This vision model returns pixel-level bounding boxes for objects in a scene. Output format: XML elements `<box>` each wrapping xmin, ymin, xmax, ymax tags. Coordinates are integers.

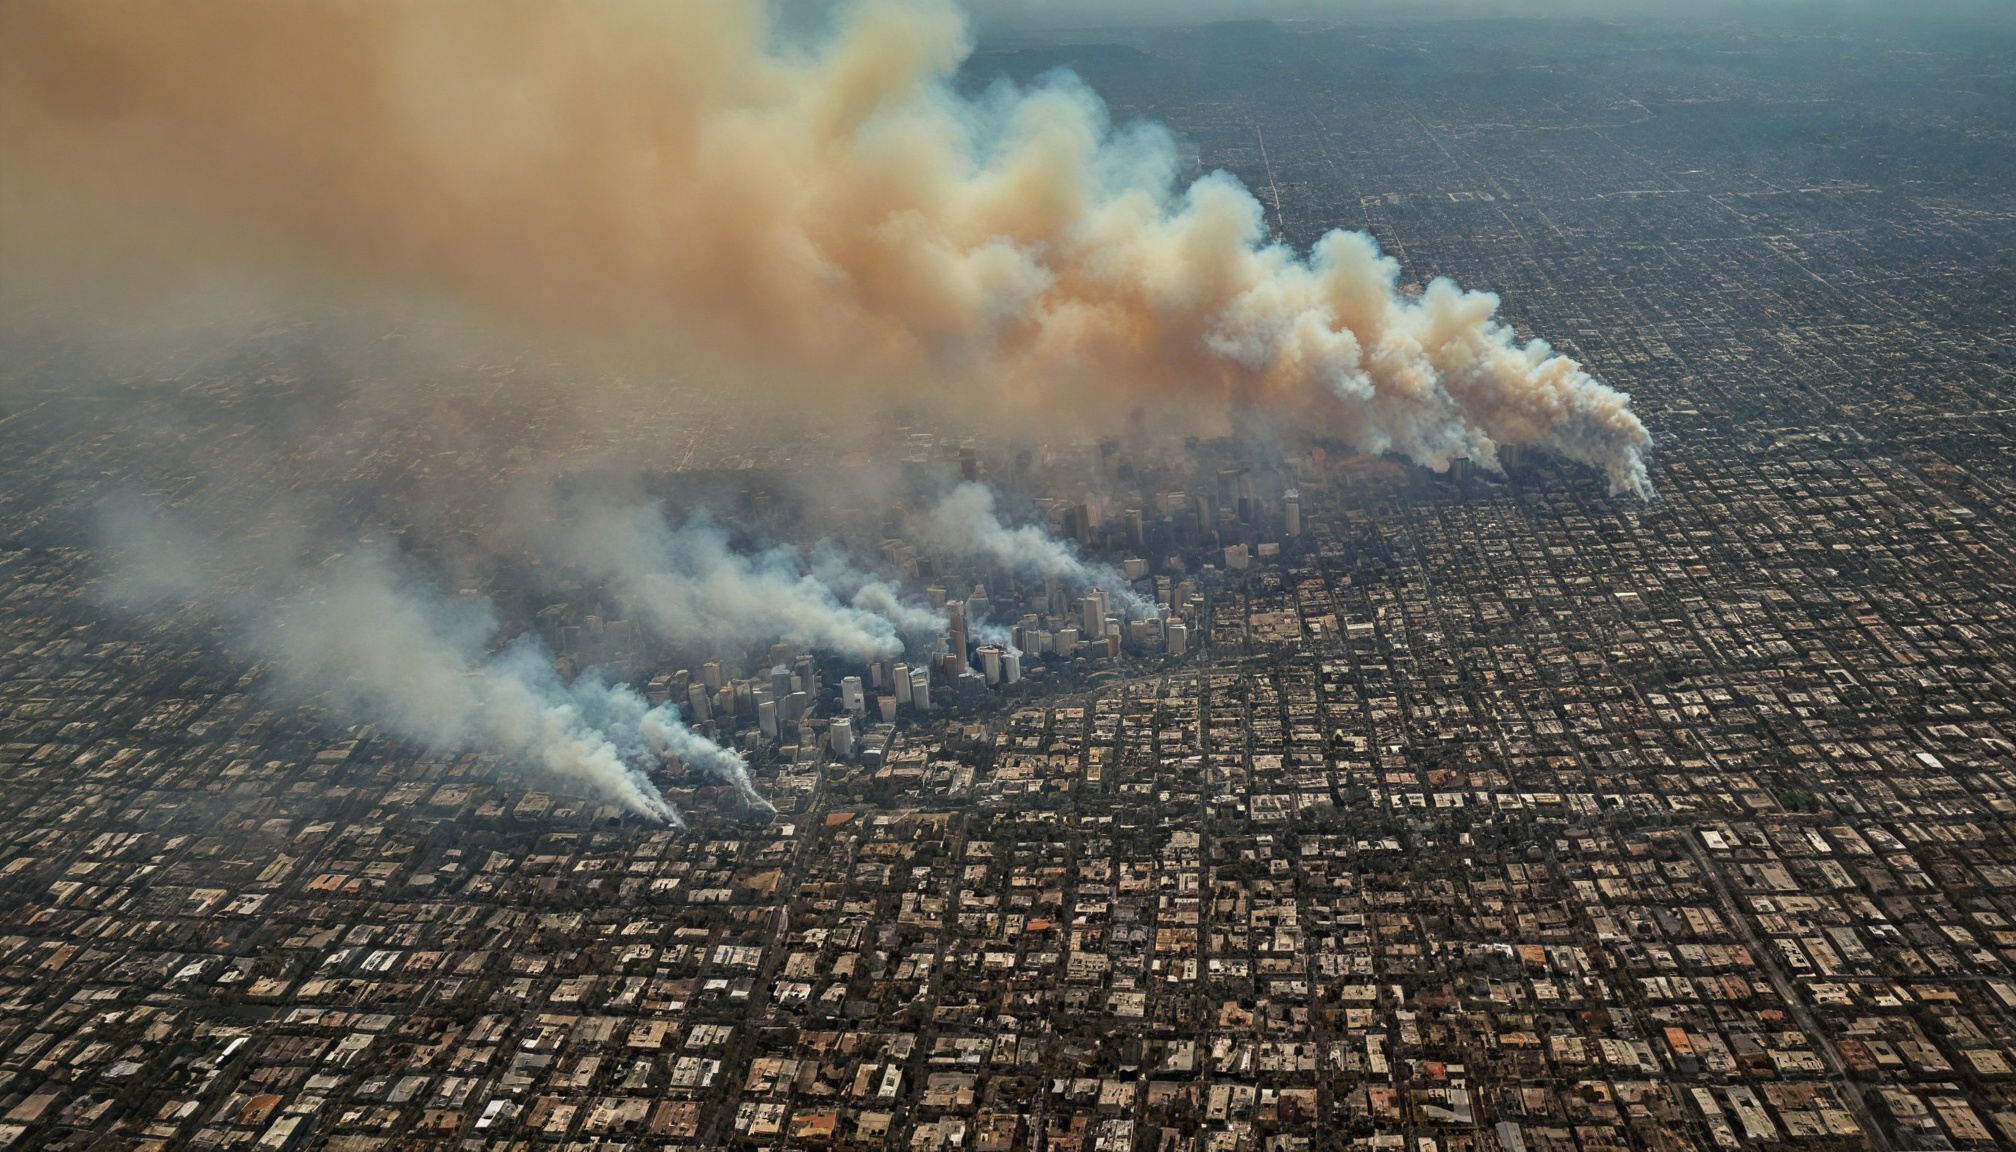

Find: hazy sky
<box><xmin>960</xmin><ymin>0</ymin><xmax>2010</xmax><ymax>35</ymax></box>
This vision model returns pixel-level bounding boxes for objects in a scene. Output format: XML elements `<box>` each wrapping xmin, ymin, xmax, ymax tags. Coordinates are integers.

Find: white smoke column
<box><xmin>96</xmin><ymin>501</ymin><xmax>693</xmax><ymax>823</ymax></box>
<box><xmin>260</xmin><ymin>557</ymin><xmax>686</xmax><ymax>823</ymax></box>
<box><xmin>923</xmin><ymin>483</ymin><xmax>1155</xmax><ymax>617</ymax></box>
<box><xmin>566</xmin><ymin>503</ymin><xmax>941</xmax><ymax>659</ymax></box>
<box><xmin>809</xmin><ymin>541</ymin><xmax>950</xmax><ymax>641</ymax></box>
<box><xmin>7</xmin><ymin>0</ymin><xmax>1653</xmax><ymax>497</ymax></box>
<box><xmin>642</xmin><ymin>706</ymin><xmax>774</xmax><ymax>814</ymax></box>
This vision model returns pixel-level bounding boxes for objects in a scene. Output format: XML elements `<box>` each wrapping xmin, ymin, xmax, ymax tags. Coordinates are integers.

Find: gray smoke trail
<box><xmin>642</xmin><ymin>706</ymin><xmax>774</xmax><ymax>814</ymax></box>
<box><xmin>249</xmin><ymin>563</ymin><xmax>685</xmax><ymax>823</ymax></box>
<box><xmin>810</xmin><ymin>540</ymin><xmax>950</xmax><ymax>638</ymax></box>
<box><xmin>558</xmin><ymin>502</ymin><xmax>945</xmax><ymax>659</ymax></box>
<box><xmin>922</xmin><ymin>483</ymin><xmax>1156</xmax><ymax>617</ymax></box>
<box><xmin>98</xmin><ymin>500</ymin><xmax>697</xmax><ymax>824</ymax></box>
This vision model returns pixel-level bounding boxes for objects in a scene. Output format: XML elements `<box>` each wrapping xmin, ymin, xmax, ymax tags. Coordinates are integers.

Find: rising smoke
<box><xmin>548</xmin><ymin>500</ymin><xmax>945</xmax><ymax>660</ymax></box>
<box><xmin>3</xmin><ymin>0</ymin><xmax>1652</xmax><ymax>495</ymax></box>
<box><xmin>11</xmin><ymin>0</ymin><xmax>1663</xmax><ymax>823</ymax></box>
<box><xmin>921</xmin><ymin>483</ymin><xmax>1155</xmax><ymax>616</ymax></box>
<box><xmin>96</xmin><ymin>498</ymin><xmax>737</xmax><ymax>824</ymax></box>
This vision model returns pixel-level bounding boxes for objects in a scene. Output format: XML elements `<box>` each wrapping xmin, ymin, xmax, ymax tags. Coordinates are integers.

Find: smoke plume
<box><xmin>545</xmin><ymin>501</ymin><xmax>945</xmax><ymax>659</ymax></box>
<box><xmin>642</xmin><ymin>707</ymin><xmax>773</xmax><ymax>815</ymax></box>
<box><xmin>97</xmin><ymin>499</ymin><xmax>729</xmax><ymax>824</ymax></box>
<box><xmin>923</xmin><ymin>483</ymin><xmax>1155</xmax><ymax>616</ymax></box>
<box><xmin>2</xmin><ymin>0</ymin><xmax>1652</xmax><ymax>495</ymax></box>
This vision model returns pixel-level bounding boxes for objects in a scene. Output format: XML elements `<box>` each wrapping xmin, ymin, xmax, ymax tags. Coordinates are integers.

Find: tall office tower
<box><xmin>965</xmin><ymin>588</ymin><xmax>989</xmax><ymax>630</ymax></box>
<box><xmin>1056</xmin><ymin>626</ymin><xmax>1080</xmax><ymax>654</ymax></box>
<box><xmin>703</xmin><ymin>661</ymin><xmax>724</xmax><ymax>691</ymax></box>
<box><xmin>768</xmin><ymin>641</ymin><xmax>793</xmax><ymax>670</ymax></box>
<box><xmin>909</xmin><ymin>667</ymin><xmax>931</xmax><ymax>711</ymax></box>
<box><xmin>758</xmin><ymin>699</ymin><xmax>779</xmax><ymax>739</ymax></box>
<box><xmin>879</xmin><ymin>695</ymin><xmax>898</xmax><ymax>723</ymax></box>
<box><xmin>944</xmin><ymin>633</ymin><xmax>968</xmax><ymax>675</ymax></box>
<box><xmin>841</xmin><ymin>676</ymin><xmax>865</xmax><ymax>715</ymax></box>
<box><xmin>794</xmin><ymin>655</ymin><xmax>818</xmax><ymax>700</ymax></box>
<box><xmin>892</xmin><ymin>662</ymin><xmax>913</xmax><ymax>705</ymax></box>
<box><xmin>830</xmin><ymin>715</ymin><xmax>855</xmax><ymax>758</ymax></box>
<box><xmin>1080</xmin><ymin>596</ymin><xmax>1104</xmax><ymax>638</ymax></box>
<box><xmin>688</xmin><ymin>681</ymin><xmax>712</xmax><ymax>722</ymax></box>
<box><xmin>978</xmin><ymin>645</ymin><xmax>1003</xmax><ymax>685</ymax></box>
<box><xmin>1002</xmin><ymin>649</ymin><xmax>1021</xmax><ymax>684</ymax></box>
<box><xmin>1449</xmin><ymin>456</ymin><xmax>1472</xmax><ymax>485</ymax></box>
<box><xmin>771</xmin><ymin>665</ymin><xmax>792</xmax><ymax>703</ymax></box>
<box><xmin>1167</xmin><ymin>620</ymin><xmax>1188</xmax><ymax>657</ymax></box>
<box><xmin>926</xmin><ymin>584</ymin><xmax>948</xmax><ymax>608</ymax></box>
<box><xmin>1284</xmin><ymin>490</ymin><xmax>1302</xmax><ymax>537</ymax></box>
<box><xmin>1157</xmin><ymin>575</ymin><xmax>1172</xmax><ymax>606</ymax></box>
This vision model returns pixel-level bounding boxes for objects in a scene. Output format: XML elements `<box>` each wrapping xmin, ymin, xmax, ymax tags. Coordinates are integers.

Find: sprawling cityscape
<box><xmin>3</xmin><ymin>7</ymin><xmax>2015</xmax><ymax>1152</ymax></box>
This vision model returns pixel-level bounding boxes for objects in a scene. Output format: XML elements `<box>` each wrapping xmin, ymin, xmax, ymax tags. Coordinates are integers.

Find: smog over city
<box><xmin>0</xmin><ymin>0</ymin><xmax>2012</xmax><ymax>1149</ymax></box>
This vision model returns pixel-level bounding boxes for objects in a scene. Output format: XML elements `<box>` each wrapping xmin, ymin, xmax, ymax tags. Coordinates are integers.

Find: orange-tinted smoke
<box><xmin>2</xmin><ymin>0</ymin><xmax>1652</xmax><ymax>492</ymax></box>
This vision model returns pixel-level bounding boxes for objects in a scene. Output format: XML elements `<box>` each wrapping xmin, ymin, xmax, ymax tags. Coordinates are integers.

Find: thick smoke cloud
<box><xmin>96</xmin><ymin>499</ymin><xmax>751</xmax><ymax>825</ymax></box>
<box><xmin>3</xmin><ymin>0</ymin><xmax>1652</xmax><ymax>495</ymax></box>
<box><xmin>923</xmin><ymin>483</ymin><xmax>1155</xmax><ymax>616</ymax></box>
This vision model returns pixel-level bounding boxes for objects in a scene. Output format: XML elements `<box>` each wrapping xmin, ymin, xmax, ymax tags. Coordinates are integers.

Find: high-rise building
<box><xmin>1284</xmin><ymin>490</ymin><xmax>1301</xmax><ymax>537</ymax></box>
<box><xmin>1167</xmin><ymin>620</ymin><xmax>1188</xmax><ymax>656</ymax></box>
<box><xmin>893</xmin><ymin>662</ymin><xmax>912</xmax><ymax>705</ymax></box>
<box><xmin>841</xmin><ymin>675</ymin><xmax>865</xmax><ymax>715</ymax></box>
<box><xmin>688</xmin><ymin>681</ymin><xmax>712</xmax><ymax>722</ymax></box>
<box><xmin>830</xmin><ymin>715</ymin><xmax>855</xmax><ymax>758</ymax></box>
<box><xmin>908</xmin><ymin>667</ymin><xmax>931</xmax><ymax>711</ymax></box>
<box><xmin>1001</xmin><ymin>649</ymin><xmax>1021</xmax><ymax>683</ymax></box>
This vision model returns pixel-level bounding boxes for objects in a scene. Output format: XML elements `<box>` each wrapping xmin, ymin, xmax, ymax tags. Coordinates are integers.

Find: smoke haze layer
<box><xmin>3</xmin><ymin>0</ymin><xmax>1651</xmax><ymax>495</ymax></box>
